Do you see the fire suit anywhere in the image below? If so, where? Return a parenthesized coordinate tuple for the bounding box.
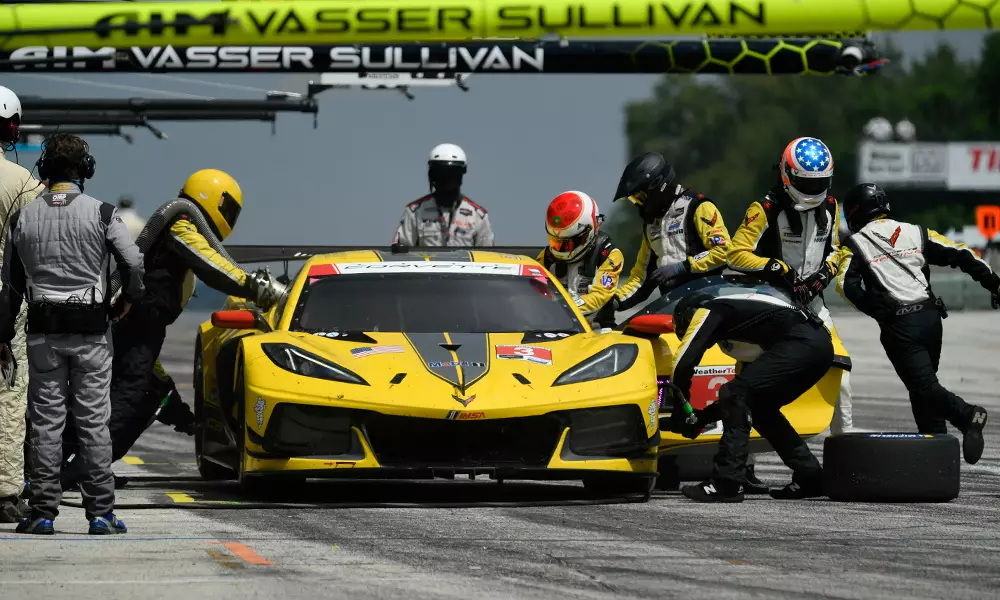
(671, 292, 831, 491)
(837, 220, 999, 434)
(728, 188, 853, 434)
(393, 194, 494, 247)
(536, 231, 624, 328)
(0, 182, 144, 521)
(62, 214, 263, 487)
(615, 188, 730, 310)
(0, 150, 44, 505)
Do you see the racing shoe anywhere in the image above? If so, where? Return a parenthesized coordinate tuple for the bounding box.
(0, 495, 27, 523)
(769, 478, 824, 500)
(681, 478, 745, 503)
(743, 465, 770, 495)
(16, 512, 54, 535)
(88, 512, 127, 535)
(963, 406, 988, 465)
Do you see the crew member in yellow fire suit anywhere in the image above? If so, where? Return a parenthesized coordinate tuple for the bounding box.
(611, 152, 732, 311)
(536, 191, 623, 329)
(727, 137, 854, 438)
(61, 170, 286, 488)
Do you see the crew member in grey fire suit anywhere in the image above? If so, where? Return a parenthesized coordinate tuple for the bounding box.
(0, 134, 143, 535)
(0, 85, 45, 523)
(393, 143, 494, 247)
(838, 183, 996, 464)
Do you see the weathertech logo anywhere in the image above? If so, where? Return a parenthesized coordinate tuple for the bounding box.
(873, 226, 902, 248)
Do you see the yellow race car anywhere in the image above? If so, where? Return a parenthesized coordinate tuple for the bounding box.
(194, 248, 664, 498)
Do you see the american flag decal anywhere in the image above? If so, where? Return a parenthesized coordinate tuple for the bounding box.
(350, 345, 405, 358)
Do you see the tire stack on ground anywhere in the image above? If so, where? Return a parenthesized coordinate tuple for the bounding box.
(823, 433, 960, 502)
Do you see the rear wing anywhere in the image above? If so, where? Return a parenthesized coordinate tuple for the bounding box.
(224, 245, 544, 264)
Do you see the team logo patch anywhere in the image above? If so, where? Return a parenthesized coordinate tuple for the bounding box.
(601, 273, 615, 289)
(873, 226, 902, 248)
(710, 235, 726, 247)
(700, 212, 718, 227)
(459, 208, 473, 216)
(495, 345, 553, 365)
(770, 262, 782, 272)
(746, 213, 759, 225)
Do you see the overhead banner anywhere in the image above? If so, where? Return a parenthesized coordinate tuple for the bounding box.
(0, 39, 870, 74)
(856, 141, 948, 188)
(948, 143, 1000, 191)
(0, 0, 995, 49)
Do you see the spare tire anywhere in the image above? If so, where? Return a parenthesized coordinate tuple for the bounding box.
(823, 433, 960, 502)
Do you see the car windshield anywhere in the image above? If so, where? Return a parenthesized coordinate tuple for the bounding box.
(622, 274, 796, 322)
(290, 272, 586, 334)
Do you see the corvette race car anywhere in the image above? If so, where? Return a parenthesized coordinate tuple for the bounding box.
(194, 248, 664, 497)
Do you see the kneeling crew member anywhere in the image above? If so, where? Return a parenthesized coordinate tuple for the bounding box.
(667, 284, 832, 502)
(537, 191, 623, 329)
(61, 169, 286, 488)
(838, 183, 997, 464)
(0, 133, 142, 534)
(612, 152, 731, 310)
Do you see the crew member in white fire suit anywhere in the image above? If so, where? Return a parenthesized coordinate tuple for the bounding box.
(536, 191, 623, 329)
(727, 137, 855, 438)
(393, 143, 494, 247)
(0, 85, 45, 523)
(838, 183, 996, 464)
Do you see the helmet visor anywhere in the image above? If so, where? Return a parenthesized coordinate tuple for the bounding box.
(219, 191, 241, 230)
(548, 226, 592, 256)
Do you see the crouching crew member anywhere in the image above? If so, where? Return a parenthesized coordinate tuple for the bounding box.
(611, 152, 732, 310)
(838, 183, 998, 464)
(0, 134, 142, 534)
(666, 281, 833, 503)
(537, 191, 623, 329)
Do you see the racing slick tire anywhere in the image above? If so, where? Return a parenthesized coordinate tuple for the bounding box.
(194, 338, 235, 481)
(582, 475, 656, 500)
(823, 433, 960, 503)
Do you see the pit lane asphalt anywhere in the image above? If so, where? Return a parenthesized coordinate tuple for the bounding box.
(1, 310, 998, 600)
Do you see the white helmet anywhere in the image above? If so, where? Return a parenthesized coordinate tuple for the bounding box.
(545, 191, 600, 262)
(429, 143, 466, 167)
(780, 137, 834, 211)
(0, 86, 22, 148)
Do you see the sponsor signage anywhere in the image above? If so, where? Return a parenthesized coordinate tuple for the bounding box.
(948, 143, 1000, 191)
(856, 141, 947, 188)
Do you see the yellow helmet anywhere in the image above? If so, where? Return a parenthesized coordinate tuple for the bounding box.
(179, 169, 243, 240)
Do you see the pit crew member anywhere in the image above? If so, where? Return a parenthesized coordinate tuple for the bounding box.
(727, 137, 854, 436)
(838, 182, 996, 464)
(0, 133, 142, 534)
(536, 191, 623, 329)
(666, 285, 832, 503)
(393, 143, 494, 247)
(60, 169, 286, 489)
(611, 152, 731, 310)
(0, 85, 45, 523)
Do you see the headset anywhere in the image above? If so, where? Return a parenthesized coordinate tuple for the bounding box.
(36, 134, 96, 182)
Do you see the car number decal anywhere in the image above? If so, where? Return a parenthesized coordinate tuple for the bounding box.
(495, 345, 552, 365)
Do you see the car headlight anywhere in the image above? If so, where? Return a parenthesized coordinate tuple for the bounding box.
(261, 343, 369, 386)
(552, 344, 639, 386)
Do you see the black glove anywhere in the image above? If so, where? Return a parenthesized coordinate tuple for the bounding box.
(648, 261, 689, 287)
(990, 275, 1000, 310)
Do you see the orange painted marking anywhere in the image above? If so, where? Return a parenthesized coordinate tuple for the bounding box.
(216, 542, 272, 565)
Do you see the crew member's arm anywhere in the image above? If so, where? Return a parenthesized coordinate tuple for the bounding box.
(475, 210, 495, 246)
(0, 213, 26, 343)
(168, 218, 250, 298)
(923, 227, 1000, 293)
(392, 203, 419, 246)
(727, 202, 792, 277)
(670, 306, 724, 397)
(615, 235, 656, 309)
(836, 239, 879, 318)
(102, 204, 145, 302)
(689, 201, 731, 274)
(577, 248, 624, 316)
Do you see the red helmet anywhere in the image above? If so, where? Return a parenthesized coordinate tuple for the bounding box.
(545, 191, 600, 262)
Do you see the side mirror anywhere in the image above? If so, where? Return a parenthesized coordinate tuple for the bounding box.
(211, 309, 271, 332)
(625, 314, 674, 336)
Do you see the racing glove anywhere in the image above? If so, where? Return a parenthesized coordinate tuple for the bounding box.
(649, 261, 690, 287)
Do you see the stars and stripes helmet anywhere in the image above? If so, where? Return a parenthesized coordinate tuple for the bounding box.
(780, 137, 834, 211)
(545, 191, 600, 262)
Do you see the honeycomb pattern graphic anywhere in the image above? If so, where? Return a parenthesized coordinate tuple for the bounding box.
(859, 0, 999, 31)
(627, 39, 857, 76)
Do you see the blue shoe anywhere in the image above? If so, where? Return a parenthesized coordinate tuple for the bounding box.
(16, 513, 55, 535)
(88, 512, 127, 535)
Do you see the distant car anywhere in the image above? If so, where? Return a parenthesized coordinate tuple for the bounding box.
(618, 274, 851, 488)
(193, 249, 664, 498)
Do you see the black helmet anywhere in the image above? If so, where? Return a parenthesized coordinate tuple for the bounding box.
(671, 291, 713, 339)
(842, 183, 890, 233)
(613, 152, 677, 206)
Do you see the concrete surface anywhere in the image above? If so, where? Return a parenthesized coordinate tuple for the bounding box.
(1, 310, 999, 600)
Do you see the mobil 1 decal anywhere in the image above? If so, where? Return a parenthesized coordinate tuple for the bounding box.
(405, 333, 490, 389)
